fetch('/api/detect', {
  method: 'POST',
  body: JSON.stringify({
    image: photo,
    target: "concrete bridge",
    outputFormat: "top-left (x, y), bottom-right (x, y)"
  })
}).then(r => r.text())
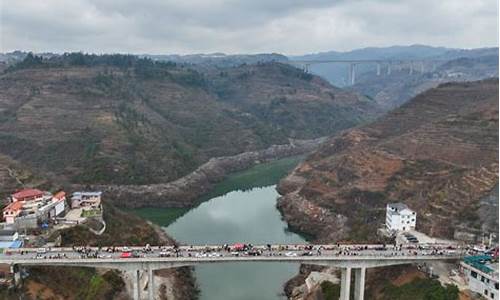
top-left (287, 59), bottom-right (445, 85)
top-left (1, 244), bottom-right (464, 300)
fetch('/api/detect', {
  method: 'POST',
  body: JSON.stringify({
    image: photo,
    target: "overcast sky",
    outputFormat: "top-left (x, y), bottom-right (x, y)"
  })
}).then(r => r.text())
top-left (0, 0), bottom-right (498, 55)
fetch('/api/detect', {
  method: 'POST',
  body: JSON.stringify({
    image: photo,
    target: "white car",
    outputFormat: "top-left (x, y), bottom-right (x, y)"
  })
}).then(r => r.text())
top-left (285, 252), bottom-right (298, 257)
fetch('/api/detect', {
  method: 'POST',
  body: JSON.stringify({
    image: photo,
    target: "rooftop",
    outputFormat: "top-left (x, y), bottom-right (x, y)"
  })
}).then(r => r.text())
top-left (72, 191), bottom-right (102, 197)
top-left (463, 255), bottom-right (499, 279)
top-left (53, 191), bottom-right (66, 200)
top-left (387, 203), bottom-right (409, 210)
top-left (12, 189), bottom-right (44, 200)
top-left (0, 229), bottom-right (17, 236)
top-left (3, 201), bottom-right (24, 212)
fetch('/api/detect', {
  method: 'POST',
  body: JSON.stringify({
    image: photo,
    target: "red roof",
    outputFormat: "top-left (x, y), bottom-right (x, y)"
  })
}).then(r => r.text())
top-left (4, 201), bottom-right (24, 212)
top-left (12, 189), bottom-right (44, 200)
top-left (53, 191), bottom-right (66, 200)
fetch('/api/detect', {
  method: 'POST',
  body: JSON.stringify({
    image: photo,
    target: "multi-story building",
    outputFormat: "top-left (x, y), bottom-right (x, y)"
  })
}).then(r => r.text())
top-left (385, 203), bottom-right (416, 232)
top-left (461, 256), bottom-right (499, 300)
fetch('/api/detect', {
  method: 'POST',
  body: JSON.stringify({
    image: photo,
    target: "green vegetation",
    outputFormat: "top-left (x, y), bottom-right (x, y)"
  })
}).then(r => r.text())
top-left (381, 278), bottom-right (459, 300)
top-left (320, 281), bottom-right (341, 300)
top-left (22, 267), bottom-right (125, 300)
top-left (129, 207), bottom-right (190, 227)
top-left (81, 209), bottom-right (102, 217)
top-left (59, 203), bottom-right (170, 246)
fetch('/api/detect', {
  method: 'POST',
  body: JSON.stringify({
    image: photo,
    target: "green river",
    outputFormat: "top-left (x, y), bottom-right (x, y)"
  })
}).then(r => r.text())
top-left (133, 156), bottom-right (307, 300)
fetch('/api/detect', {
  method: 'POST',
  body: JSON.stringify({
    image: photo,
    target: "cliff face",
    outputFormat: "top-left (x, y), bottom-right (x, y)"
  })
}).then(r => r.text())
top-left (278, 79), bottom-right (499, 242)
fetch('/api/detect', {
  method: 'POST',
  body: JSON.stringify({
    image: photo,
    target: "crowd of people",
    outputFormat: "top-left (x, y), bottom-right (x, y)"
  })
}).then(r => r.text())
top-left (3, 242), bottom-right (467, 261)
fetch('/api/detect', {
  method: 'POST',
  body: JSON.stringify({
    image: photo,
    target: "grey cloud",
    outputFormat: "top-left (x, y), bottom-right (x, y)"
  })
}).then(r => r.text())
top-left (0, 0), bottom-right (498, 54)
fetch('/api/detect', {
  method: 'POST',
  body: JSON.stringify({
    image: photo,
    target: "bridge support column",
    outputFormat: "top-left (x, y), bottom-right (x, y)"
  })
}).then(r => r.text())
top-left (340, 267), bottom-right (351, 300)
top-left (354, 267), bottom-right (366, 300)
top-left (11, 264), bottom-right (21, 287)
top-left (349, 63), bottom-right (356, 85)
top-left (409, 62), bottom-right (413, 75)
top-left (376, 63), bottom-right (381, 76)
top-left (132, 269), bottom-right (140, 300)
top-left (387, 64), bottom-right (392, 75)
top-left (148, 264), bottom-right (154, 300)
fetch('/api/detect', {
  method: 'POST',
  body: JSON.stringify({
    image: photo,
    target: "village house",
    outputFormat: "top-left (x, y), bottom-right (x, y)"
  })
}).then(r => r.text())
top-left (71, 191), bottom-right (102, 209)
top-left (385, 203), bottom-right (416, 232)
top-left (11, 189), bottom-right (44, 203)
top-left (2, 189), bottom-right (67, 227)
top-left (2, 201), bottom-right (23, 224)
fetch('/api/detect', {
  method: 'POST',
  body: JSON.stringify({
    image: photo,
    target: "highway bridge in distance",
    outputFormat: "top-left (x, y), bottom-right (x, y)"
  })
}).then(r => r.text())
top-left (286, 58), bottom-right (446, 85)
top-left (1, 243), bottom-right (464, 300)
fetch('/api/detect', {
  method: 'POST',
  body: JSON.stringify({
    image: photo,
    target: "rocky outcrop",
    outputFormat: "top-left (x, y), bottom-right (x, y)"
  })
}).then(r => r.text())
top-left (92, 138), bottom-right (325, 208)
top-left (278, 79), bottom-right (499, 242)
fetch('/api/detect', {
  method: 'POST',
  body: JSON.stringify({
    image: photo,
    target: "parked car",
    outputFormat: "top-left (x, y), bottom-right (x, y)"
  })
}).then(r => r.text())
top-left (120, 252), bottom-right (132, 258)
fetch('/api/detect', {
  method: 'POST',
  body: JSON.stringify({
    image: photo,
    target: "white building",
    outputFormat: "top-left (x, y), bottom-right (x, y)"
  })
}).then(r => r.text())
top-left (461, 258), bottom-right (499, 300)
top-left (71, 191), bottom-right (102, 209)
top-left (385, 203), bottom-right (416, 232)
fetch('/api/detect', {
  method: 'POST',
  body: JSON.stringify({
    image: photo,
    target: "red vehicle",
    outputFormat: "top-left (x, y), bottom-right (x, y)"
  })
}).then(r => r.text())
top-left (120, 252), bottom-right (132, 258)
top-left (232, 243), bottom-right (246, 251)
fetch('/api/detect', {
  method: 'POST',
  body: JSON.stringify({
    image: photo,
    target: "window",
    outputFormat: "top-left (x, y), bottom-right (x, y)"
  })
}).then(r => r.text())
top-left (495, 282), bottom-right (498, 290)
top-left (484, 289), bottom-right (488, 295)
top-left (471, 271), bottom-right (477, 278)
top-left (482, 276), bottom-right (486, 282)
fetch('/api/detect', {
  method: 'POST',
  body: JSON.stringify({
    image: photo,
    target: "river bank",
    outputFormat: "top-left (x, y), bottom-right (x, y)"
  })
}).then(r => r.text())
top-left (93, 137), bottom-right (325, 209)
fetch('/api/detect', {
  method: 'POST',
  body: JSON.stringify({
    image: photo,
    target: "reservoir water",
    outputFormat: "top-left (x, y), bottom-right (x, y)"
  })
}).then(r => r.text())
top-left (133, 157), bottom-right (306, 300)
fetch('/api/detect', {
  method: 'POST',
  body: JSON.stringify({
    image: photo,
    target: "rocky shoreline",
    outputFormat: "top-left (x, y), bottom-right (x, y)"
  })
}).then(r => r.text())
top-left (90, 138), bottom-right (326, 208)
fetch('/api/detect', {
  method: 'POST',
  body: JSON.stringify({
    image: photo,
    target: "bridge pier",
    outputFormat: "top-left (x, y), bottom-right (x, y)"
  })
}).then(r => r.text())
top-left (376, 63), bottom-right (381, 76)
top-left (409, 62), bottom-right (413, 75)
top-left (354, 267), bottom-right (366, 300)
top-left (132, 269), bottom-right (140, 300)
top-left (148, 264), bottom-right (154, 300)
top-left (11, 264), bottom-right (21, 287)
top-left (339, 267), bottom-right (351, 300)
top-left (349, 63), bottom-right (356, 85)
top-left (387, 63), bottom-right (392, 75)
